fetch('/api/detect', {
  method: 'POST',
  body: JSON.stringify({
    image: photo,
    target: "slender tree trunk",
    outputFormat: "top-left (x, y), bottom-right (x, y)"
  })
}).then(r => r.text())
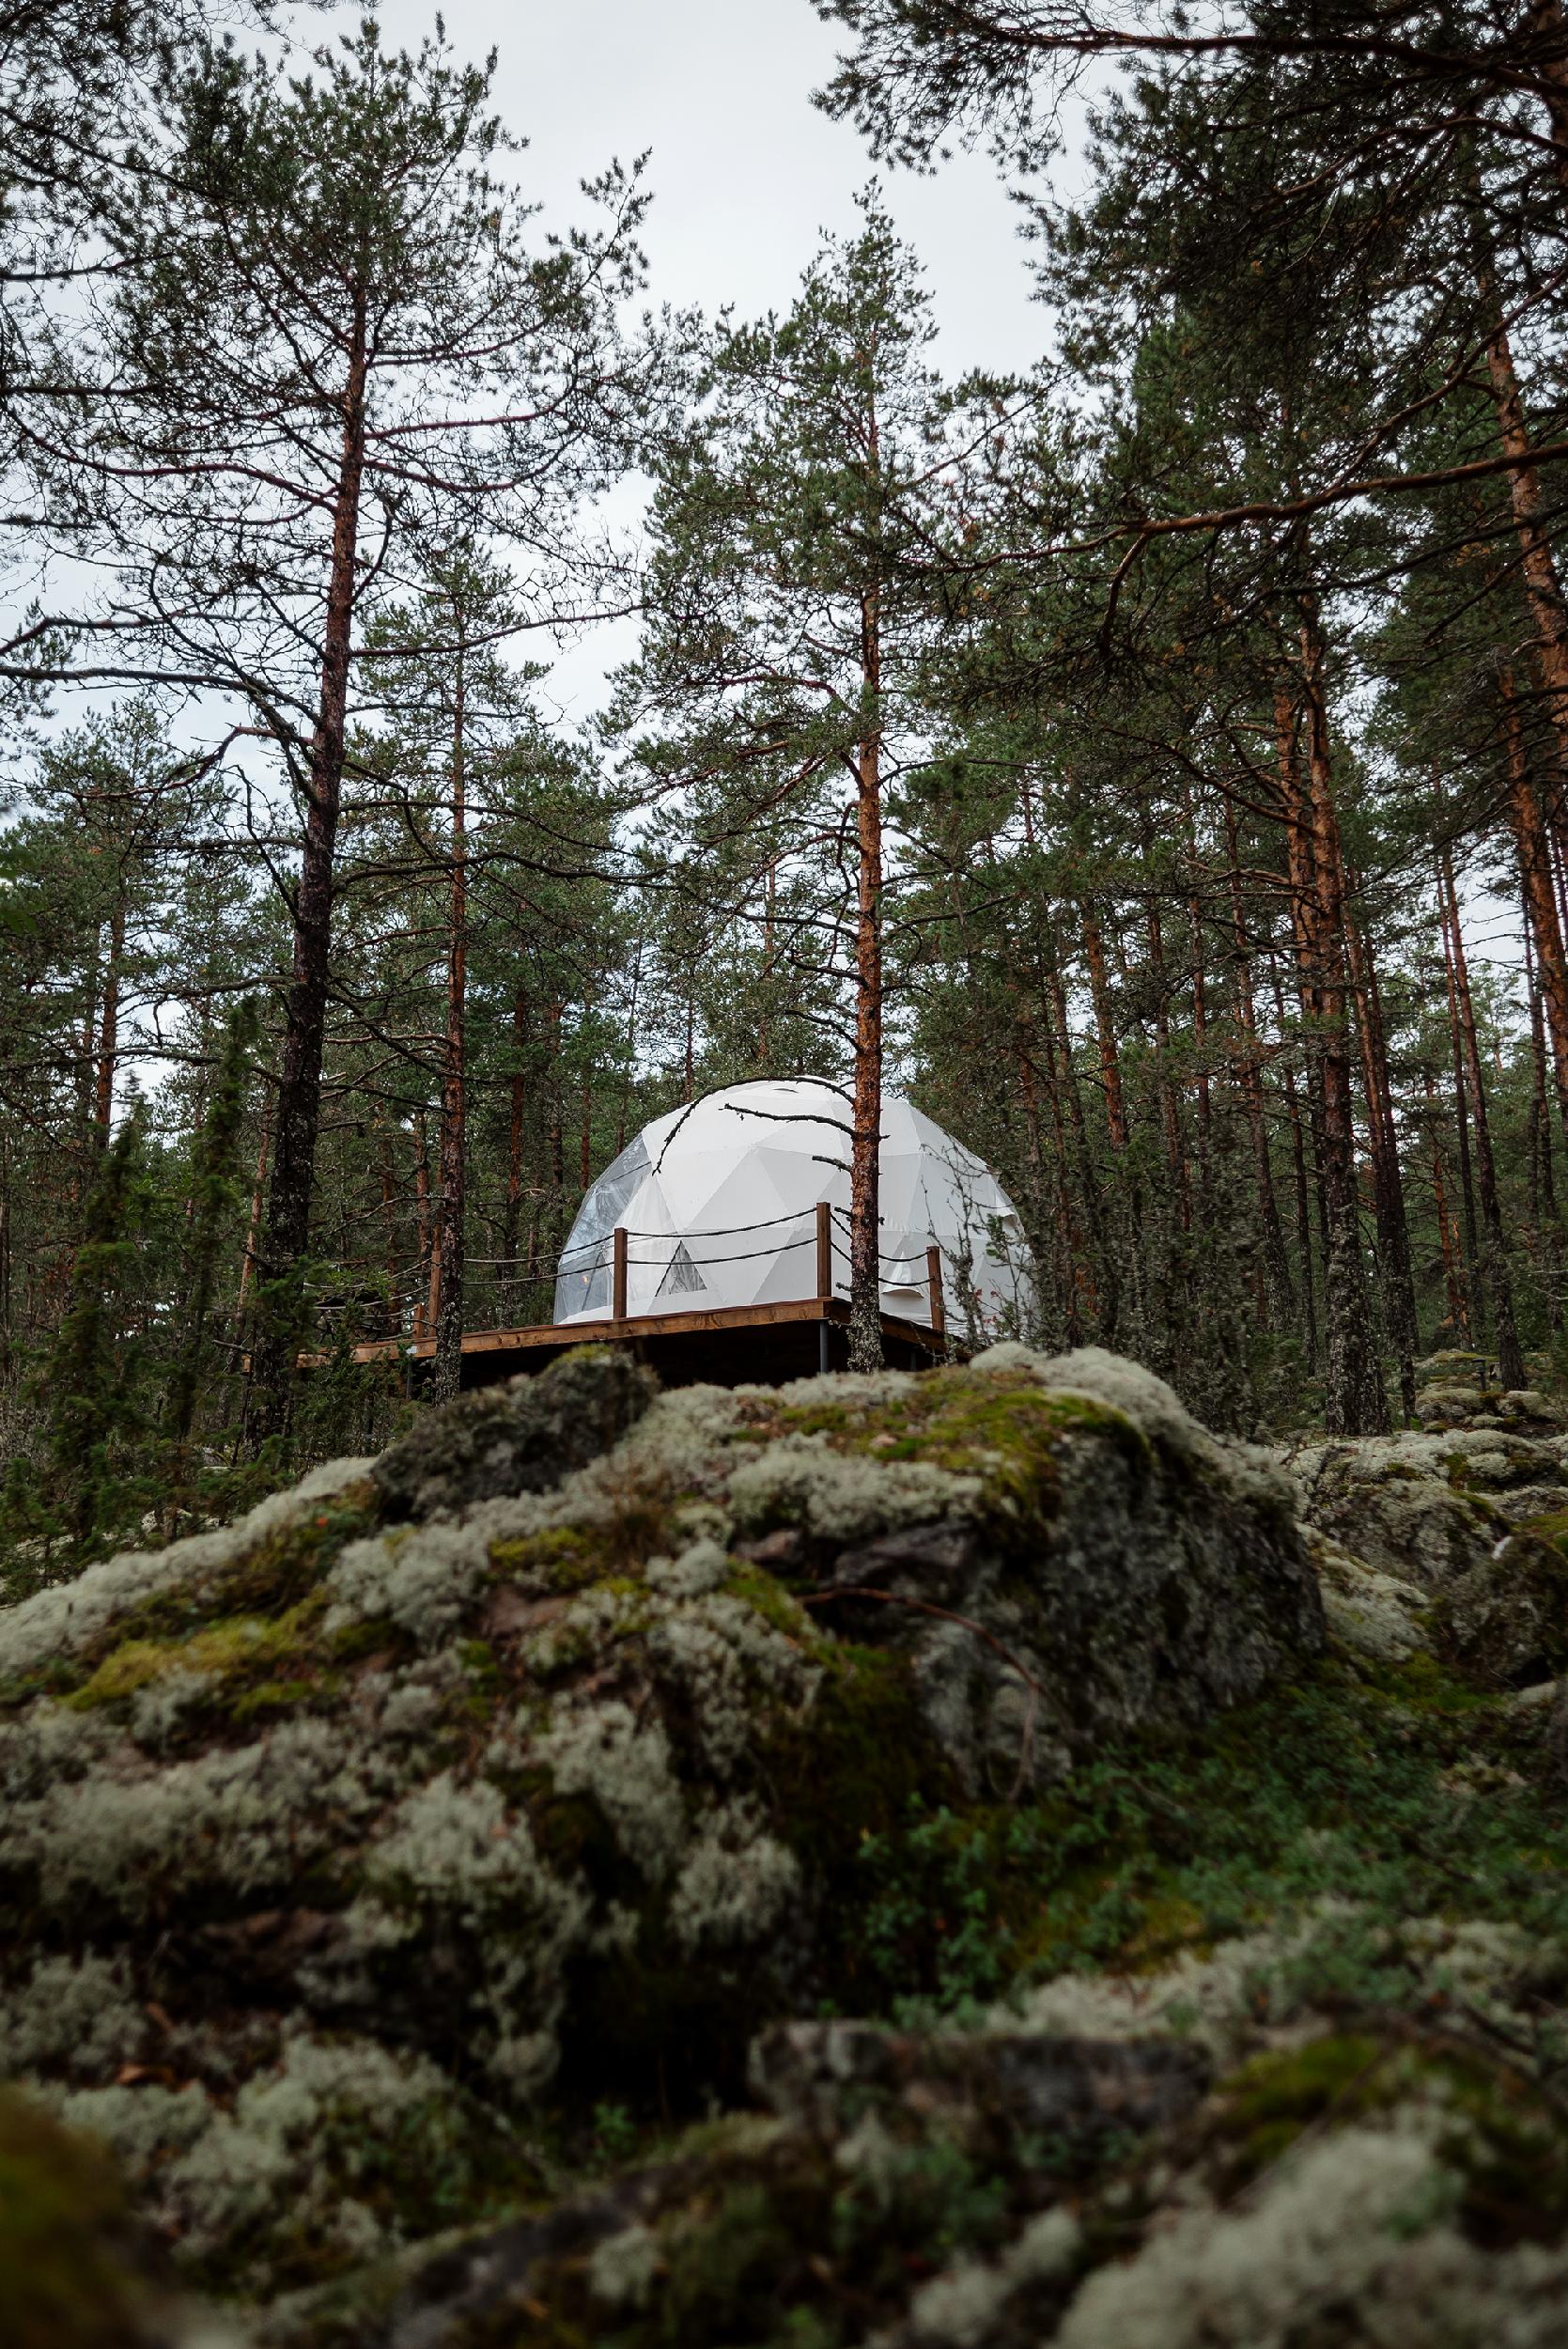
top-left (1029, 1007), bottom-right (1090, 1341)
top-left (1440, 848), bottom-right (1526, 1387)
top-left (249, 294), bottom-right (369, 1439)
top-left (1345, 906), bottom-right (1419, 1421)
top-left (1436, 849), bottom-right (1485, 1337)
top-left (1501, 662), bottom-right (1568, 1142)
top-left (1296, 616), bottom-right (1389, 1433)
top-left (1080, 907), bottom-right (1128, 1152)
top-left (1048, 954), bottom-right (1117, 1338)
top-left (1224, 797), bottom-right (1292, 1310)
top-left (432, 643), bottom-right (468, 1405)
top-left (546, 999), bottom-right (566, 1272)
top-left (93, 888), bottom-right (127, 1155)
top-left (413, 1112), bottom-right (434, 1344)
top-left (505, 985), bottom-right (528, 1320)
top-left (377, 1132), bottom-right (400, 1337)
top-left (1146, 897), bottom-right (1190, 1230)
top-left (236, 1103), bottom-right (272, 1322)
top-left (1476, 256), bottom-right (1568, 777)
top-left (0, 1131), bottom-right (10, 1388)
top-left (1425, 1066), bottom-right (1471, 1345)
top-left (848, 574), bottom-right (885, 1374)
top-left (1522, 908), bottom-right (1566, 1333)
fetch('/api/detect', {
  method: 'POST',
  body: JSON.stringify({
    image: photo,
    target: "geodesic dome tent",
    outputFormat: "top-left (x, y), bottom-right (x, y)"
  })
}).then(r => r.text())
top-left (553, 1078), bottom-right (1032, 1340)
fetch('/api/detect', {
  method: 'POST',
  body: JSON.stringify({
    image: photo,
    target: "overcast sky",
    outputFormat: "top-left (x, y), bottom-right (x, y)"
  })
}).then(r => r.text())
top-left (343, 0), bottom-right (1054, 716)
top-left (365, 0), bottom-right (1046, 370)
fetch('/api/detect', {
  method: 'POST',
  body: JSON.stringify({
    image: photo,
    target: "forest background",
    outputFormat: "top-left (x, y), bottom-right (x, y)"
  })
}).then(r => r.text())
top-left (5, 0), bottom-right (1568, 1578)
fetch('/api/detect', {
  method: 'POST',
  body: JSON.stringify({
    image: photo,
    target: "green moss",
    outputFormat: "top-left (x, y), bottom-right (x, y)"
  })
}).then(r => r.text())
top-left (0, 2089), bottom-right (153, 2349)
top-left (65, 1595), bottom-right (326, 1712)
top-left (721, 1563), bottom-right (814, 1641)
top-left (1215, 2033), bottom-right (1389, 2186)
top-left (775, 1368), bottom-right (1151, 1539)
top-left (489, 1524), bottom-right (609, 1591)
top-left (1521, 1508), bottom-right (1568, 1556)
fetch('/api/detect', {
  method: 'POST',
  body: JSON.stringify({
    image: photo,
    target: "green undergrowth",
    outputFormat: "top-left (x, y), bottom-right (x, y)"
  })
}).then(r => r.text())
top-left (830, 1657), bottom-right (1568, 2025)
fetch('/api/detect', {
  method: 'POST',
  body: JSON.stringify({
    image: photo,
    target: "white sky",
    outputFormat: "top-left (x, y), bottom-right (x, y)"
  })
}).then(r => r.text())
top-left (341, 0), bottom-right (1054, 716)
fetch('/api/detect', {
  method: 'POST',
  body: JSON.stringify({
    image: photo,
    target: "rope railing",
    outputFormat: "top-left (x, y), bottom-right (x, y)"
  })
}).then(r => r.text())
top-left (356, 1199), bottom-right (952, 1347)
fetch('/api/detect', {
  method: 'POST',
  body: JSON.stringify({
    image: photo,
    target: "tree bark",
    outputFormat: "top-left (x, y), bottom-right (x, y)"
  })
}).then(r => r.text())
top-left (1424, 1065), bottom-right (1471, 1346)
top-left (93, 888), bottom-right (126, 1157)
top-left (248, 291), bottom-right (370, 1439)
top-left (1436, 843), bottom-right (1485, 1336)
top-left (1501, 661), bottom-right (1568, 1143)
top-left (1296, 615), bottom-right (1389, 1433)
top-left (848, 575), bottom-right (885, 1374)
top-left (413, 1112), bottom-right (434, 1344)
top-left (1440, 848), bottom-right (1527, 1387)
top-left (1223, 794), bottom-right (1292, 1311)
top-left (432, 635), bottom-right (468, 1405)
top-left (505, 984), bottom-right (529, 1320)
top-left (1080, 907), bottom-right (1128, 1153)
top-left (1345, 905), bottom-right (1419, 1421)
top-left (1475, 244), bottom-right (1568, 780)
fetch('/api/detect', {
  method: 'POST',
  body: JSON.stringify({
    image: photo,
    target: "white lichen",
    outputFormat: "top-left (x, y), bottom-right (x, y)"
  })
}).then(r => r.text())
top-left (0, 1455), bottom-right (372, 1678)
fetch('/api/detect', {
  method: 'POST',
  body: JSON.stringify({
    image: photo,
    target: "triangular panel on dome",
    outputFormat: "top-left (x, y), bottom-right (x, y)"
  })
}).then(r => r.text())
top-left (655, 1242), bottom-right (708, 1299)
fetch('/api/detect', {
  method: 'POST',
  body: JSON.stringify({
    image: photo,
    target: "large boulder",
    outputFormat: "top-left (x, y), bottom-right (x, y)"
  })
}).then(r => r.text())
top-left (1285, 1431), bottom-right (1568, 1688)
top-left (309, 1921), bottom-right (1568, 2349)
top-left (0, 1343), bottom-right (1321, 2301)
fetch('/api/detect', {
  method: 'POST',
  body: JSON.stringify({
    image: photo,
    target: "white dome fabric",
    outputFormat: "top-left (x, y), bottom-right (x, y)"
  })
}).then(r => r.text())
top-left (553, 1078), bottom-right (1031, 1339)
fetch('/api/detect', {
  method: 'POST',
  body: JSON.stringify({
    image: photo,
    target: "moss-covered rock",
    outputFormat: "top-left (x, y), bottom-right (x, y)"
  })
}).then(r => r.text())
top-left (0, 1345), bottom-right (1322, 2301)
top-left (269, 1990), bottom-right (1568, 2349)
top-left (370, 1346), bottom-right (656, 1521)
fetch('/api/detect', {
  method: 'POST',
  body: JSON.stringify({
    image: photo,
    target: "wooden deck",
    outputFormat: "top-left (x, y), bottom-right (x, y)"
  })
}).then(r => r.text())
top-left (335, 1296), bottom-right (956, 1392)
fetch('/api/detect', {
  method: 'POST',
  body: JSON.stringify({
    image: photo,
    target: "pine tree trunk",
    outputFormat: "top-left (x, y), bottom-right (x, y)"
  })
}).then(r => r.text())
top-left (413, 1112), bottom-right (434, 1344)
top-left (1440, 848), bottom-right (1527, 1387)
top-left (505, 986), bottom-right (528, 1321)
top-left (1080, 907), bottom-right (1128, 1152)
top-left (377, 1132), bottom-right (400, 1337)
top-left (1479, 271), bottom-right (1568, 775)
top-left (1426, 1066), bottom-right (1471, 1346)
top-left (1146, 897), bottom-right (1191, 1231)
top-left (1522, 910), bottom-right (1566, 1332)
top-left (1224, 796), bottom-right (1293, 1312)
top-left (546, 999), bottom-right (567, 1278)
top-left (248, 295), bottom-right (369, 1440)
top-left (93, 890), bottom-right (126, 1156)
top-left (1048, 956), bottom-right (1117, 1339)
top-left (1273, 962), bottom-right (1320, 1372)
top-left (1501, 662), bottom-right (1568, 1141)
top-left (1345, 908), bottom-right (1419, 1420)
top-left (1296, 616), bottom-right (1389, 1433)
top-left (432, 647), bottom-right (468, 1406)
top-left (1436, 850), bottom-right (1485, 1338)
top-left (848, 576), bottom-right (885, 1376)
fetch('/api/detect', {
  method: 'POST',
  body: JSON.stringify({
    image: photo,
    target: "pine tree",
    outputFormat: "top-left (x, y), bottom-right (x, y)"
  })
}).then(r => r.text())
top-left (44, 1100), bottom-right (147, 1545)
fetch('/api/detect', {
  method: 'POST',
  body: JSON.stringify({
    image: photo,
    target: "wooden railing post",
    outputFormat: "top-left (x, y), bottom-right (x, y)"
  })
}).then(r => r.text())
top-left (926, 1245), bottom-right (945, 1337)
top-left (613, 1226), bottom-right (628, 1322)
top-left (815, 1201), bottom-right (833, 1302)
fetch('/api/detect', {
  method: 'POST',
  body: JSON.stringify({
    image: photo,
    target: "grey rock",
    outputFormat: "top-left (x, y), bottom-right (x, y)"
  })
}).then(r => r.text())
top-left (371, 1346), bottom-right (657, 1519)
top-left (748, 2017), bottom-right (1210, 2144)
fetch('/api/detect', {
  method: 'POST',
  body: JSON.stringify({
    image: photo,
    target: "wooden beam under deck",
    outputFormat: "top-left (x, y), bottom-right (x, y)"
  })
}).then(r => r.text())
top-left (316, 1295), bottom-right (958, 1392)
